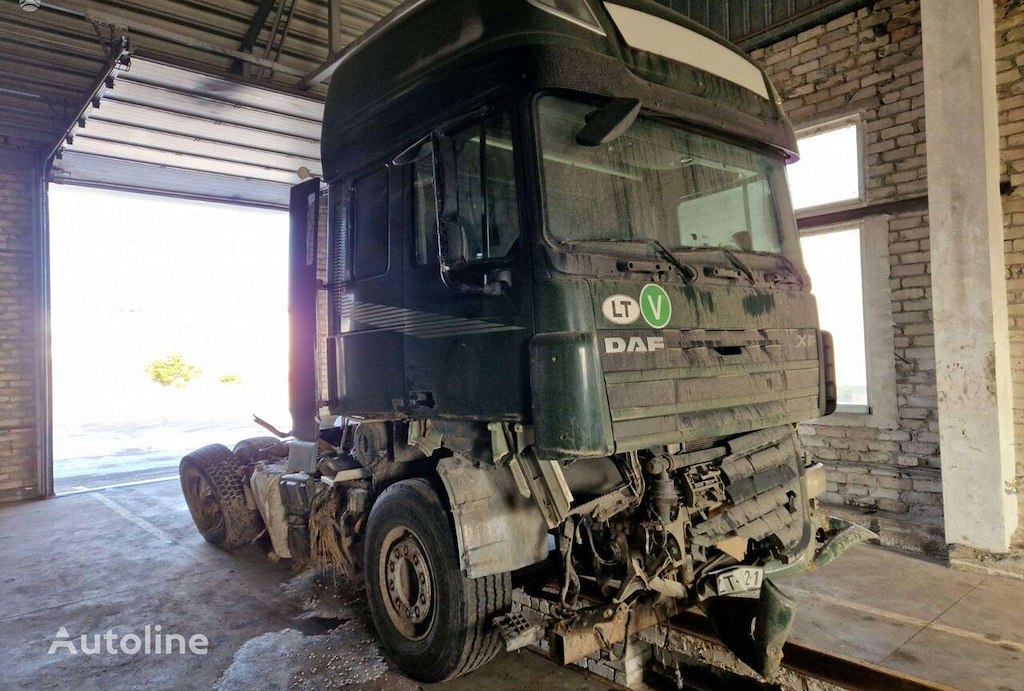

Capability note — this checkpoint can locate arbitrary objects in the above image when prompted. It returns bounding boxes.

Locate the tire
[180,444,263,548]
[363,478,511,682]
[232,436,288,464]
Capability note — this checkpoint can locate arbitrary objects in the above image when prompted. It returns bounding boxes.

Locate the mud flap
[435,456,550,578]
[700,579,795,680]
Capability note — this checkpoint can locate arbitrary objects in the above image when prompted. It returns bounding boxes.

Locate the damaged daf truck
[179,0,869,683]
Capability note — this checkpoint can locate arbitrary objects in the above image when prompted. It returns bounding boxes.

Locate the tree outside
[145,354,202,388]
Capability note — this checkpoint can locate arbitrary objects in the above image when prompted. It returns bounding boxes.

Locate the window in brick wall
[787,118,862,211]
[800,227,869,411]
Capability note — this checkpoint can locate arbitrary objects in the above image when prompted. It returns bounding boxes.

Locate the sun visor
[603,2,770,100]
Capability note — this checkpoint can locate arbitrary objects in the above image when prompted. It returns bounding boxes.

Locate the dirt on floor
[216,566,608,691]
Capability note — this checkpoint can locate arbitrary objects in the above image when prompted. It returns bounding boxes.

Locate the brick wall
[0,148,44,502]
[751,1,945,519]
[995,0,1024,545]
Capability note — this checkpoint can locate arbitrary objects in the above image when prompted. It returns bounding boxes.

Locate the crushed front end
[496,415,865,679]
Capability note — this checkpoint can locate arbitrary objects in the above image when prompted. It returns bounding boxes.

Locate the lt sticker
[640,284,671,329]
[601,295,640,325]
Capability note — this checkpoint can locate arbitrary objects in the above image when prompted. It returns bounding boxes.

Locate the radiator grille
[691,425,806,556]
[600,328,820,451]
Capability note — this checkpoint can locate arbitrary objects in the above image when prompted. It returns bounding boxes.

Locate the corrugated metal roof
[50,56,324,207]
[0,0,400,153]
[656,0,874,51]
[1,0,867,204]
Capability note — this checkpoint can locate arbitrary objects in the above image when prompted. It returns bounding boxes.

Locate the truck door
[401,110,534,420]
[329,165,406,416]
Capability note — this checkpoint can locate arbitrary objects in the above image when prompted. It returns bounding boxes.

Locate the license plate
[715,566,764,596]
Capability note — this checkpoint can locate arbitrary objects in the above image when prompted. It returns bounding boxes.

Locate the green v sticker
[640,284,671,329]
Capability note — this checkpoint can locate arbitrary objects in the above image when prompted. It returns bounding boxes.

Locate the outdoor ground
[53,417,273,494]
[48,185,292,496]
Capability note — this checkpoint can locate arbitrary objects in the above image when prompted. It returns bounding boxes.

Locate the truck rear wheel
[364,478,511,682]
[180,444,263,548]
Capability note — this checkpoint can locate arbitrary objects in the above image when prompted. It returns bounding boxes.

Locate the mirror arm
[433,132,462,264]
[576,98,642,147]
[432,133,466,293]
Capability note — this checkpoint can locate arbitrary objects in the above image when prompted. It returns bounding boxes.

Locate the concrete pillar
[922,0,1018,552]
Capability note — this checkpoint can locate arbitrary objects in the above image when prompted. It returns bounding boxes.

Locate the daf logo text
[604,336,666,354]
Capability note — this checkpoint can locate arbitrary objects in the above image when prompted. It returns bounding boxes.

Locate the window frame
[800,216,898,428]
[789,114,866,217]
[801,224,870,413]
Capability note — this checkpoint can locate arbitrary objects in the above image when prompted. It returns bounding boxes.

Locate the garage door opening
[49,185,291,494]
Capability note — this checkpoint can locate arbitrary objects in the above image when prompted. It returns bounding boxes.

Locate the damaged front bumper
[497,516,875,681]
[698,515,876,679]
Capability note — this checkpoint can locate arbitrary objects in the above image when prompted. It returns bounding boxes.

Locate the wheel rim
[378,526,435,641]
[183,466,223,535]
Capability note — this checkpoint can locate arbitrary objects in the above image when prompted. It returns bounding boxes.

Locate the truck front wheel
[364,478,511,682]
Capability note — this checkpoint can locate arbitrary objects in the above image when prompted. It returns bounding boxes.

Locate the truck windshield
[537,95,788,255]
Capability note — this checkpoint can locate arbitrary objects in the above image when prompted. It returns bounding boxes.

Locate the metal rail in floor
[652,610,953,691]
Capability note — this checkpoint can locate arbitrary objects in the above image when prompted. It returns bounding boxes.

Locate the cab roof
[322,0,796,180]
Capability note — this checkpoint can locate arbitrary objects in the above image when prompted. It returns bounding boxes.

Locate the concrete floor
[0,479,611,691]
[1,480,1022,691]
[785,545,1024,690]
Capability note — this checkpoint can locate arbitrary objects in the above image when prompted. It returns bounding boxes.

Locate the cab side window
[411,142,439,266]
[450,112,521,262]
[351,167,389,280]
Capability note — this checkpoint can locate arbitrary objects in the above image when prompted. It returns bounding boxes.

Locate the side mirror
[432,131,505,297]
